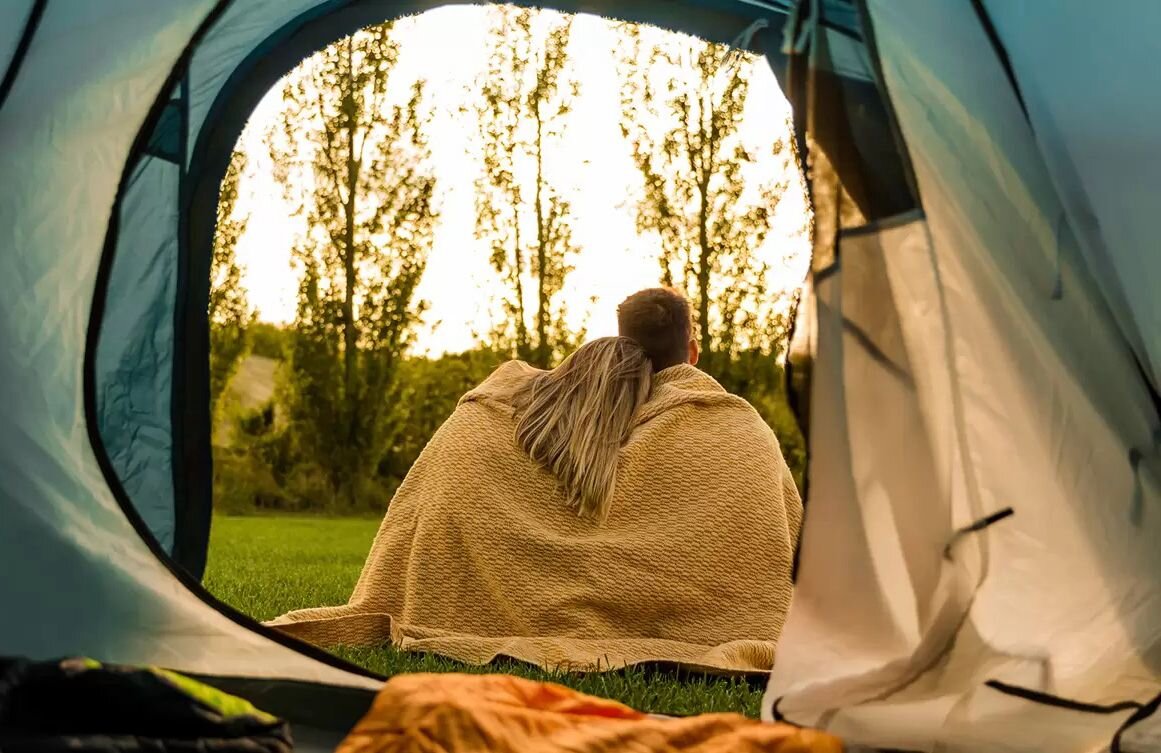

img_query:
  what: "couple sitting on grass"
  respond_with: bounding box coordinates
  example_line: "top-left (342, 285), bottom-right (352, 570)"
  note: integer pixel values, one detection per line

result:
top-left (269, 287), bottom-right (802, 674)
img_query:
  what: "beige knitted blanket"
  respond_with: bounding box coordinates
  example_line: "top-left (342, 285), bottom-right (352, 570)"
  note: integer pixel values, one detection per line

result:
top-left (266, 362), bottom-right (802, 674)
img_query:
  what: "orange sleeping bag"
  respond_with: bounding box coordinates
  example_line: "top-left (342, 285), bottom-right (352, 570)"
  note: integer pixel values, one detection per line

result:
top-left (337, 673), bottom-right (842, 753)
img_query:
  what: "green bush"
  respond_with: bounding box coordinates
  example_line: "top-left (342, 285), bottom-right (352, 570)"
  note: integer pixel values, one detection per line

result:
top-left (378, 349), bottom-right (504, 482)
top-left (212, 449), bottom-right (290, 515)
top-left (248, 321), bottom-right (288, 361)
top-left (212, 346), bottom-right (807, 514)
top-left (750, 389), bottom-right (806, 492)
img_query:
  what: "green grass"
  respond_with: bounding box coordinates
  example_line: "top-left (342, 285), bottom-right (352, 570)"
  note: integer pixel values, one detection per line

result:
top-left (204, 514), bottom-right (765, 717)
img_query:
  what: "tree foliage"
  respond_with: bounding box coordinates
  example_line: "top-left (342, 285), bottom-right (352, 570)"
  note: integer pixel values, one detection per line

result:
top-left (248, 322), bottom-right (289, 361)
top-left (473, 7), bottom-right (581, 368)
top-left (617, 27), bottom-right (805, 481)
top-left (209, 148), bottom-right (253, 414)
top-left (618, 27), bottom-right (796, 374)
top-left (378, 348), bottom-right (505, 483)
top-left (266, 23), bottom-right (438, 507)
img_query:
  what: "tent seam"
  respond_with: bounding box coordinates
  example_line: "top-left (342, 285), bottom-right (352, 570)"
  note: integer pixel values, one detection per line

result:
top-left (1111, 690), bottom-right (1161, 753)
top-left (0, 0), bottom-right (48, 112)
top-left (965, 0), bottom-right (1030, 124)
top-left (983, 679), bottom-right (1143, 716)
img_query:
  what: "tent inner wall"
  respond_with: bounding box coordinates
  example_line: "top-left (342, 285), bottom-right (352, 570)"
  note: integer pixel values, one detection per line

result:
top-left (767, 0), bottom-right (1161, 748)
top-left (777, 0), bottom-right (920, 464)
top-left (0, 0), bottom-right (383, 689)
top-left (980, 0), bottom-right (1161, 394)
top-left (770, 217), bottom-right (963, 721)
top-left (96, 154), bottom-right (182, 555)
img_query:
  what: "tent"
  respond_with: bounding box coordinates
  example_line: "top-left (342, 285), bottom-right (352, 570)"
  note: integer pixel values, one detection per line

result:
top-left (2, 0), bottom-right (1160, 749)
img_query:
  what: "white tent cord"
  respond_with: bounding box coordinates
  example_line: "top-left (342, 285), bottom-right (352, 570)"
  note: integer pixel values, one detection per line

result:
top-left (717, 17), bottom-right (770, 83)
top-left (780, 0), bottom-right (809, 56)
top-left (730, 16), bottom-right (770, 53)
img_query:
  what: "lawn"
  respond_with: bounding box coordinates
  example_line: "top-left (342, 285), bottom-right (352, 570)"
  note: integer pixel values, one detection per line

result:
top-left (203, 514), bottom-right (765, 717)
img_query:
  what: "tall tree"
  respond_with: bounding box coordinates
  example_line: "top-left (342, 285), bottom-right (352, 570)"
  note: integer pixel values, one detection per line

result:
top-left (618, 27), bottom-right (794, 373)
top-left (473, 7), bottom-right (581, 368)
top-left (209, 148), bottom-right (252, 414)
top-left (267, 23), bottom-right (437, 507)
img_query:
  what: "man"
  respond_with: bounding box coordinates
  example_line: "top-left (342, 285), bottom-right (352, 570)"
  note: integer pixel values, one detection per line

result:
top-left (616, 286), bottom-right (701, 370)
top-left (269, 287), bottom-right (802, 674)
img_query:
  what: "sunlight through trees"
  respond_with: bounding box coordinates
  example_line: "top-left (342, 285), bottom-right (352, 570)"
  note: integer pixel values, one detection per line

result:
top-left (473, 7), bottom-right (583, 368)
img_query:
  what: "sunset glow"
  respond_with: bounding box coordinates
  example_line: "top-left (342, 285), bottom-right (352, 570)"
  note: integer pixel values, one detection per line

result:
top-left (228, 6), bottom-right (809, 355)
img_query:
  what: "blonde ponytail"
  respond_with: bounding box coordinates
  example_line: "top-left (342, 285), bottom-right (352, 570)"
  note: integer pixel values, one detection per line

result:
top-left (512, 337), bottom-right (652, 522)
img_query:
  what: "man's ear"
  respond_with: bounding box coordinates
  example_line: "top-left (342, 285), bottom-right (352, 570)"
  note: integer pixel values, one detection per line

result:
top-left (688, 339), bottom-right (699, 366)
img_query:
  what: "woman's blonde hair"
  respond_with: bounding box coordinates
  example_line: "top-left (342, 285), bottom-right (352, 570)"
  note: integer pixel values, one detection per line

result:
top-left (511, 337), bottom-right (653, 522)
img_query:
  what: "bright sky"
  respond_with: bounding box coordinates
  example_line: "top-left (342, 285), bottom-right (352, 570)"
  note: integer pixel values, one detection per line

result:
top-left (230, 6), bottom-right (810, 356)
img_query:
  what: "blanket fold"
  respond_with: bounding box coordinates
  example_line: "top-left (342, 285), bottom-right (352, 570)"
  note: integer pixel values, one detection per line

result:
top-left (268, 362), bottom-right (801, 674)
top-left (334, 673), bottom-right (843, 753)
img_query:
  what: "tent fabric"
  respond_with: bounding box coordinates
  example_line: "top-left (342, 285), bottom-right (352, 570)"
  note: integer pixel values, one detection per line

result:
top-left (0, 0), bottom-right (40, 104)
top-left (97, 157), bottom-right (182, 554)
top-left (770, 216), bottom-right (954, 712)
top-left (764, 0), bottom-right (1161, 749)
top-left (268, 361), bottom-right (801, 675)
top-left (95, 0), bottom-right (329, 564)
top-left (0, 0), bottom-right (383, 693)
top-left (3, 0), bottom-right (1161, 750)
top-left (982, 0), bottom-right (1161, 394)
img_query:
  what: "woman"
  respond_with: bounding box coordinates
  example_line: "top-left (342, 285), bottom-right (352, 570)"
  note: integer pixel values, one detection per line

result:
top-left (269, 289), bottom-right (802, 674)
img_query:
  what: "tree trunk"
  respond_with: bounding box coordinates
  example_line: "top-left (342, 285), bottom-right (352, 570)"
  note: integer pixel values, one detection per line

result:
top-left (342, 191), bottom-right (357, 405)
top-left (533, 95), bottom-right (549, 368)
top-left (342, 39), bottom-right (359, 509)
top-left (696, 158), bottom-right (713, 371)
top-left (695, 87), bottom-right (716, 372)
top-left (512, 180), bottom-right (529, 361)
top-left (696, 202), bottom-right (712, 371)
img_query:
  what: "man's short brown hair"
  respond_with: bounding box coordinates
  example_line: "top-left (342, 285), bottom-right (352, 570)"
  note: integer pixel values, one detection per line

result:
top-left (616, 287), bottom-right (693, 371)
